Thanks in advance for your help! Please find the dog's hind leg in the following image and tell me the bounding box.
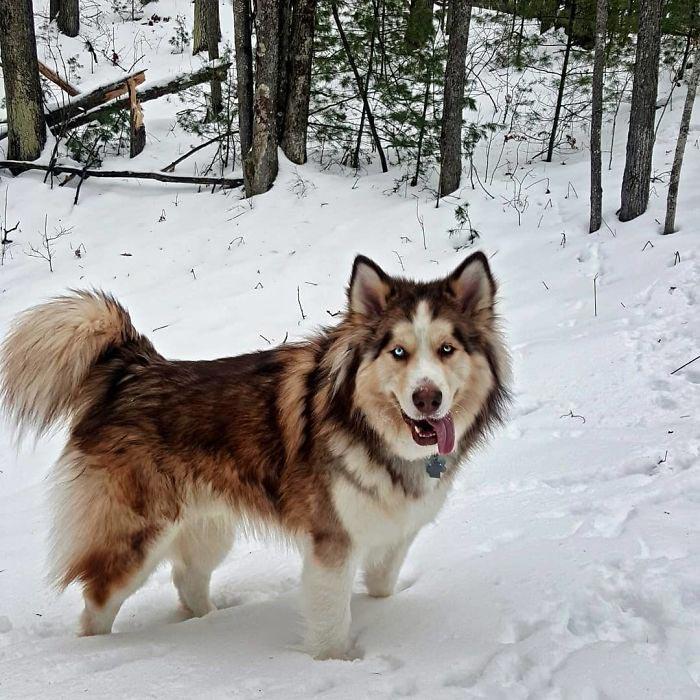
[169,515,235,617]
[79,530,175,635]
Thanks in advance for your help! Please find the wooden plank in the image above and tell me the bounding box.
[38,61,80,96]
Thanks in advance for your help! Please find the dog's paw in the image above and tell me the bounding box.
[366,582,395,598]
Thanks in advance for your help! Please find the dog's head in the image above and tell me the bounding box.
[345,253,508,461]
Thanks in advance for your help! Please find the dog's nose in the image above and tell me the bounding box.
[412,385,442,415]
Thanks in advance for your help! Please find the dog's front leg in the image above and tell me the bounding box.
[364,535,415,598]
[301,543,357,660]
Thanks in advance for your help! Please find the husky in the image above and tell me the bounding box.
[1,252,509,659]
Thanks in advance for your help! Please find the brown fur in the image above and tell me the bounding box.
[1,254,510,641]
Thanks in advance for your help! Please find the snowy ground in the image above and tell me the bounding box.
[1,3,700,699]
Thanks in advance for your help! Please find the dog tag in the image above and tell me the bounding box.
[425,455,446,479]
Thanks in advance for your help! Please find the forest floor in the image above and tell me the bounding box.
[1,2,699,698]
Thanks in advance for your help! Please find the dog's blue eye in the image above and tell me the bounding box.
[390,346,407,360]
[440,343,455,356]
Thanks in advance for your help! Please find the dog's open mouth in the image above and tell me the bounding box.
[401,412,455,455]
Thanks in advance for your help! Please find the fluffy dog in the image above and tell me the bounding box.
[1,252,509,658]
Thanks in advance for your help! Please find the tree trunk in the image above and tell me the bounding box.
[57,0,79,37]
[664,41,700,235]
[439,0,472,197]
[193,0,221,54]
[243,0,280,196]
[331,0,388,172]
[618,0,663,222]
[233,0,254,158]
[277,0,293,138]
[281,0,317,164]
[0,0,46,161]
[545,1,575,163]
[589,0,607,233]
[352,12,377,169]
[406,0,434,49]
[203,1,222,118]
[50,0,60,21]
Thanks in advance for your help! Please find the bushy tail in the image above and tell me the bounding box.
[1,290,149,439]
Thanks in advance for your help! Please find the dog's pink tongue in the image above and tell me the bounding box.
[427,414,455,455]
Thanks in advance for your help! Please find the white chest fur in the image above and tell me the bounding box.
[330,445,450,551]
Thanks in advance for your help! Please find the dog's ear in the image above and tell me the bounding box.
[448,252,496,314]
[348,255,392,316]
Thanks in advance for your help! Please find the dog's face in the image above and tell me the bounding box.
[348,253,503,461]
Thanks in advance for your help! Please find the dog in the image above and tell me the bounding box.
[1,252,510,659]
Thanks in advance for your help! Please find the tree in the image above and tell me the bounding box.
[0,0,46,161]
[281,0,317,164]
[406,0,434,49]
[664,39,700,234]
[233,0,254,157]
[439,0,473,197]
[545,1,576,163]
[618,0,663,222]
[57,0,79,37]
[243,0,280,196]
[193,0,221,55]
[589,0,608,232]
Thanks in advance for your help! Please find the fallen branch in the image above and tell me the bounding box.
[162,130,238,173]
[0,161,243,189]
[49,61,232,132]
[46,69,147,127]
[670,353,700,375]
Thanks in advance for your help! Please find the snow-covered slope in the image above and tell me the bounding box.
[1,4,699,699]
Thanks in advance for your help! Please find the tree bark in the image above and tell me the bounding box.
[243,0,280,196]
[204,1,222,118]
[193,0,221,54]
[439,0,472,197]
[49,0,60,21]
[281,0,316,164]
[664,40,700,235]
[618,0,663,222]
[545,1,575,163]
[277,0,294,138]
[331,0,388,172]
[0,0,47,161]
[233,0,254,158]
[57,0,79,38]
[589,0,607,232]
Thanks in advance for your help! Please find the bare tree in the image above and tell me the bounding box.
[233,0,254,157]
[589,0,607,232]
[439,0,473,196]
[618,0,663,222]
[545,0,576,163]
[243,0,280,196]
[281,0,317,164]
[0,0,46,161]
[664,40,700,235]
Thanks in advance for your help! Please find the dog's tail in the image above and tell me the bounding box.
[1,290,155,439]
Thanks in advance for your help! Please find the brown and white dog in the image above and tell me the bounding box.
[1,252,509,659]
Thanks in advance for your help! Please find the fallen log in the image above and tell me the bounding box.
[49,60,232,132]
[0,160,244,188]
[46,69,147,127]
[38,61,80,96]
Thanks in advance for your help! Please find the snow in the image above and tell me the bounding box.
[1,3,699,698]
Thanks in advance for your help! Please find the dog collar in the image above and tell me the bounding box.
[425,455,447,478]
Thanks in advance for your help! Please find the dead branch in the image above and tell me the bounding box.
[0,161,243,189]
[49,61,231,132]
